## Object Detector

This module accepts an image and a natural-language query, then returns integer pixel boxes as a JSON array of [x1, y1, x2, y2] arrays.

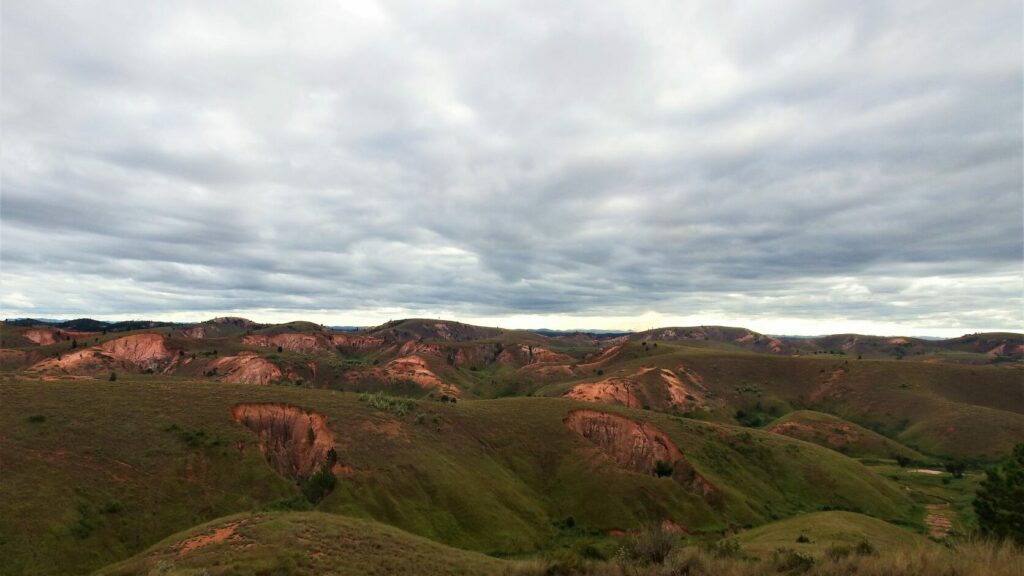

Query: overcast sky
[[2, 1, 1021, 336]]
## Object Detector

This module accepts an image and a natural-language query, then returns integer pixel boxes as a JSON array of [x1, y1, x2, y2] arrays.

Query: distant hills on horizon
[[4, 315, 1018, 342]]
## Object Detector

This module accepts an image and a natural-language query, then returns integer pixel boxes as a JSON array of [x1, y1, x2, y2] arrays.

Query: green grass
[[766, 410, 926, 460], [0, 375, 917, 575], [732, 511, 933, 555], [97, 511, 508, 575], [864, 462, 985, 536], [533, 344, 1024, 460]]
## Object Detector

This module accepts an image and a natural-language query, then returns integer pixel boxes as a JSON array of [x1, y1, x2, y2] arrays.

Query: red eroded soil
[[209, 352, 283, 385], [231, 403, 339, 481], [243, 333, 328, 353], [563, 410, 683, 474], [30, 333, 177, 374]]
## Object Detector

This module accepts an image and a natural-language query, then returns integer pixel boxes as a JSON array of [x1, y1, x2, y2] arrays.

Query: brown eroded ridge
[[231, 403, 341, 482], [563, 410, 683, 475], [208, 352, 283, 385], [30, 333, 178, 374], [563, 366, 707, 411], [175, 521, 244, 556]]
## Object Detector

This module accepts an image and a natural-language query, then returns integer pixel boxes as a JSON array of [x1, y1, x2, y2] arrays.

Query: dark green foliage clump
[[974, 443, 1024, 543], [301, 463, 337, 504], [653, 460, 674, 478], [69, 501, 100, 539], [26, 414, 45, 423]]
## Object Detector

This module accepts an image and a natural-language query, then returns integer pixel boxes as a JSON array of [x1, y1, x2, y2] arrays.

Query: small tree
[[974, 443, 1024, 543], [654, 460, 674, 477], [109, 371, 117, 381], [945, 461, 967, 478], [895, 455, 911, 468]]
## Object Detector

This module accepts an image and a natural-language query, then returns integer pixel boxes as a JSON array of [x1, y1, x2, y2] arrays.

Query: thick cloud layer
[[2, 1, 1021, 335]]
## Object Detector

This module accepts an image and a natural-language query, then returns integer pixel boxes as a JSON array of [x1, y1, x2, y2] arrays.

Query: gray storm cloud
[[1, 0, 1021, 333]]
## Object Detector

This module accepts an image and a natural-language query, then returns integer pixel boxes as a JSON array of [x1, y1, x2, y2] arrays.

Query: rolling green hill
[[96, 511, 508, 576], [766, 410, 927, 460], [0, 375, 916, 575]]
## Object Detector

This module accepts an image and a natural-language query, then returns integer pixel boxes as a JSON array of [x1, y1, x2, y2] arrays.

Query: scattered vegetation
[[974, 443, 1024, 544], [358, 391, 416, 416]]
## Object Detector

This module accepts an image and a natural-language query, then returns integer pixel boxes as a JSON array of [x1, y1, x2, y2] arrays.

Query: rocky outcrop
[[243, 333, 328, 354], [208, 352, 283, 385], [29, 333, 177, 374], [564, 366, 707, 411], [564, 410, 683, 474], [330, 333, 385, 353], [565, 377, 641, 407], [564, 410, 717, 498], [385, 355, 460, 397], [231, 403, 339, 482], [23, 328, 60, 345], [181, 326, 207, 339]]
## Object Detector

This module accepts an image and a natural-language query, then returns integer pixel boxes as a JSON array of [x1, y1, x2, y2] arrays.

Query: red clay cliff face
[[564, 410, 718, 499], [330, 333, 385, 353], [231, 403, 340, 482], [563, 366, 707, 411], [30, 333, 177, 374], [208, 352, 283, 385], [243, 333, 328, 354], [564, 410, 682, 474]]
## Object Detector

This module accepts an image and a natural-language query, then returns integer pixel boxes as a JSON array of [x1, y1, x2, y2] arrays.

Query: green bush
[[358, 391, 416, 416], [654, 460, 674, 478], [974, 443, 1024, 544], [26, 414, 45, 423], [772, 548, 815, 572], [301, 463, 337, 504], [628, 522, 678, 564]]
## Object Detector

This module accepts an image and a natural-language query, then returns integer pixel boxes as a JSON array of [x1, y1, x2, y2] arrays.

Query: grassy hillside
[[97, 511, 508, 576], [733, 511, 933, 555], [0, 375, 916, 575], [536, 343, 1024, 461], [766, 411, 926, 460]]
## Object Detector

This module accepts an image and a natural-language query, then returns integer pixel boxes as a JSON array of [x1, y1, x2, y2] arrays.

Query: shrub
[[654, 460, 674, 477], [358, 391, 416, 416], [257, 495, 313, 512], [26, 414, 45, 423], [628, 522, 678, 564], [703, 538, 742, 559], [825, 545, 852, 561], [772, 548, 815, 572], [301, 463, 337, 504], [974, 443, 1024, 544], [945, 461, 967, 478], [854, 540, 876, 556], [109, 371, 117, 381], [796, 533, 811, 543]]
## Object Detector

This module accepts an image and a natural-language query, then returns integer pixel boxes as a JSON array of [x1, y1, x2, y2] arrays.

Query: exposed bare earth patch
[[209, 352, 283, 385], [925, 504, 952, 539], [563, 366, 707, 410], [244, 333, 328, 353], [564, 409, 682, 474], [176, 521, 243, 556], [30, 333, 178, 374], [231, 403, 341, 481]]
